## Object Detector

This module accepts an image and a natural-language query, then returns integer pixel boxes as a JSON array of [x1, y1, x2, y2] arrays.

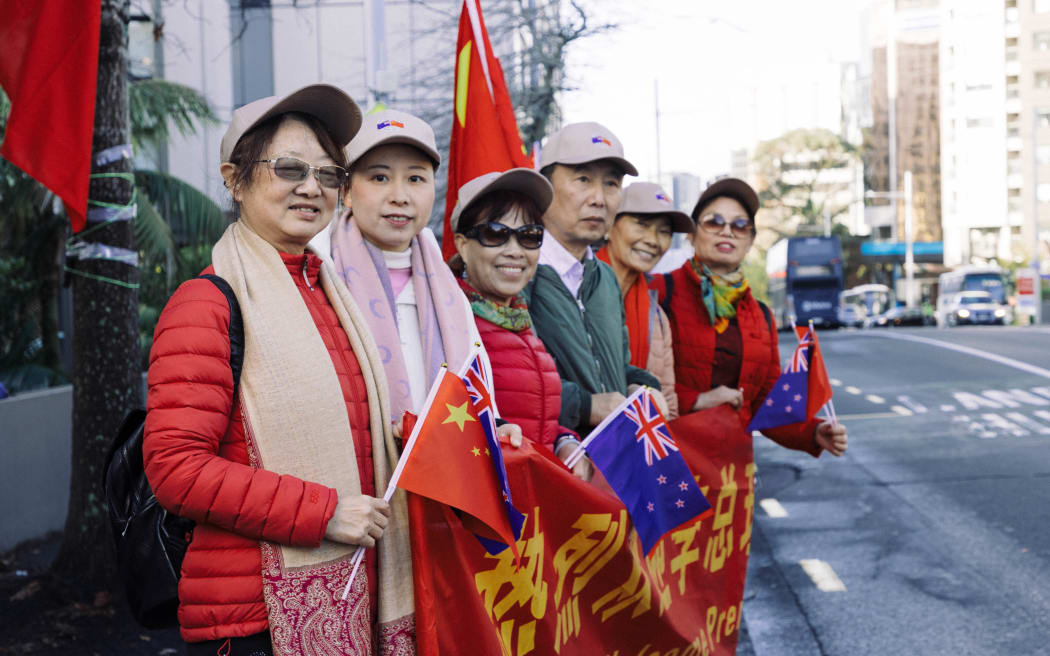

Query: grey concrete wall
[[0, 385, 72, 552]]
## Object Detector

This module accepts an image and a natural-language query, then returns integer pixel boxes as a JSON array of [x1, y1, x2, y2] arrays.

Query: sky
[[560, 0, 865, 188]]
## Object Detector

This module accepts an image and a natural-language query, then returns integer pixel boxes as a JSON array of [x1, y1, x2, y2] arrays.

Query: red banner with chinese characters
[[409, 404, 757, 656]]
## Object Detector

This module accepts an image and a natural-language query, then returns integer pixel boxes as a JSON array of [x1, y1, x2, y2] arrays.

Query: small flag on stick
[[565, 387, 712, 555]]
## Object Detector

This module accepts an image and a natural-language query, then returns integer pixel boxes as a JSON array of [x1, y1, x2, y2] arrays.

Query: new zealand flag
[[459, 349, 525, 555], [582, 388, 713, 555]]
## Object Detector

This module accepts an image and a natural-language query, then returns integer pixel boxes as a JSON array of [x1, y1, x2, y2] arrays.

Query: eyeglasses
[[255, 157, 347, 189], [463, 222, 545, 250], [698, 213, 753, 238]]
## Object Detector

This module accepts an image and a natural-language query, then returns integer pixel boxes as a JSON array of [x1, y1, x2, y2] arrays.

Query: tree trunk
[[51, 0, 137, 595]]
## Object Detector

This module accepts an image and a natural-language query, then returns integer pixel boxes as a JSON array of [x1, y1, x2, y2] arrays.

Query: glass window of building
[[1037, 71, 1050, 89], [1036, 32, 1050, 50], [1037, 0, 1050, 13]]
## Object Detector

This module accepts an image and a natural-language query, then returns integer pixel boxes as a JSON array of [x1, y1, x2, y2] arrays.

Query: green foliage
[[0, 256, 66, 393], [128, 79, 218, 151], [1, 79, 224, 388], [742, 253, 768, 304], [752, 128, 857, 229]]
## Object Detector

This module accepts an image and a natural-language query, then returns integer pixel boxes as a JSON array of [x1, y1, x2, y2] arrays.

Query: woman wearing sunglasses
[[596, 182, 693, 420], [652, 177, 848, 652], [144, 85, 413, 654], [448, 170, 586, 473]]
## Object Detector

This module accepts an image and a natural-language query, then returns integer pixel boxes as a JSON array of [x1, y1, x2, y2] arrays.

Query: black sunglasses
[[463, 221, 545, 250], [698, 213, 753, 238], [255, 157, 347, 189]]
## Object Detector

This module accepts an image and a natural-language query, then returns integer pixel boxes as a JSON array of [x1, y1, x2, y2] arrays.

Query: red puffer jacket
[[144, 252, 376, 642], [652, 263, 821, 455], [474, 315, 572, 449]]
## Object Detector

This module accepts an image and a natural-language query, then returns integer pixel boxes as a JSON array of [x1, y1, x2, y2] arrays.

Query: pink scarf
[[329, 210, 473, 421]]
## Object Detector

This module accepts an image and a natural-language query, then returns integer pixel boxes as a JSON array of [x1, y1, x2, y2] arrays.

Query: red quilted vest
[[144, 252, 375, 642], [655, 264, 774, 422], [652, 262, 821, 454], [474, 315, 563, 448]]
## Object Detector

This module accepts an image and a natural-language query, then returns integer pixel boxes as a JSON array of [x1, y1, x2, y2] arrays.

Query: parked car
[[864, 306, 929, 328], [942, 291, 1008, 326]]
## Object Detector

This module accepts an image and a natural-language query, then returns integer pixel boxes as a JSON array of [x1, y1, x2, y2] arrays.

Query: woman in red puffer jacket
[[448, 170, 587, 478], [144, 86, 411, 656]]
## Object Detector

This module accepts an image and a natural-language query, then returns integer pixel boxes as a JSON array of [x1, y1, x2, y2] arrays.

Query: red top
[[144, 251, 375, 642], [472, 314, 575, 449]]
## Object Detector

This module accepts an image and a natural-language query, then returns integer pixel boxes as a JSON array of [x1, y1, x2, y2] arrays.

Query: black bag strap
[[757, 300, 773, 334], [196, 274, 244, 397], [659, 272, 675, 318]]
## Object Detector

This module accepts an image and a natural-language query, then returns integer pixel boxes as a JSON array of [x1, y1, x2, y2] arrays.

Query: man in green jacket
[[524, 121, 667, 479]]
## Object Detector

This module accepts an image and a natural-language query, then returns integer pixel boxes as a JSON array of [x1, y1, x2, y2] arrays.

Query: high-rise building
[[868, 0, 942, 245], [940, 0, 1010, 267], [1010, 0, 1050, 271]]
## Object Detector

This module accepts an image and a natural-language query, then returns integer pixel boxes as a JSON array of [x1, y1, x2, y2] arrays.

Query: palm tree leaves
[[129, 78, 218, 151]]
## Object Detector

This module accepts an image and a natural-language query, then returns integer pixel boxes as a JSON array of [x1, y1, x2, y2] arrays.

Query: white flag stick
[[342, 359, 470, 601], [562, 386, 647, 470], [341, 547, 367, 600]]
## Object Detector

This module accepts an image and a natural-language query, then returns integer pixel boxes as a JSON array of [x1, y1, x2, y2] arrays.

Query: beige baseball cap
[[615, 182, 693, 233], [450, 168, 554, 232], [539, 121, 638, 176], [219, 84, 361, 163], [345, 109, 441, 169]]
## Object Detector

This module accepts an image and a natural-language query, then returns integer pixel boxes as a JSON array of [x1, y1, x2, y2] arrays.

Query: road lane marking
[[838, 411, 909, 421], [1005, 412, 1050, 435], [1008, 389, 1050, 406], [799, 559, 847, 592], [875, 333, 1050, 379], [940, 404, 957, 412], [830, 378, 843, 387], [865, 394, 886, 404], [954, 391, 1002, 410], [981, 413, 1028, 437], [897, 395, 928, 413], [982, 390, 1022, 408], [890, 405, 914, 416], [759, 498, 788, 518], [845, 386, 862, 395], [953, 414, 998, 439]]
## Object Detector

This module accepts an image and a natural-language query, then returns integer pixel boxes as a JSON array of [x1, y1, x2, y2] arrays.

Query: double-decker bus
[[765, 236, 845, 328]]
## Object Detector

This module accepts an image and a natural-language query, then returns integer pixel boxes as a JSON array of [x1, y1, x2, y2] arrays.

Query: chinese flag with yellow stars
[[396, 368, 520, 560]]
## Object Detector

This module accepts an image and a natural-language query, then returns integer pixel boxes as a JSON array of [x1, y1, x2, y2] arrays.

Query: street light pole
[[904, 170, 915, 308], [866, 170, 915, 308]]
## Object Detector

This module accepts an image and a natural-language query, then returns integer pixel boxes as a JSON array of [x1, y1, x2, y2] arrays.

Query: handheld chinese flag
[[395, 367, 521, 560], [442, 0, 533, 259], [748, 325, 832, 431], [0, 2, 101, 232], [568, 387, 712, 555]]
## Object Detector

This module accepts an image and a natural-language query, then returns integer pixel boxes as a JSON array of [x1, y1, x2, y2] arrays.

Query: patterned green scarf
[[690, 258, 750, 333], [458, 279, 533, 332]]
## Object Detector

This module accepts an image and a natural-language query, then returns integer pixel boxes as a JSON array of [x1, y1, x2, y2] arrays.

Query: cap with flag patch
[[220, 83, 361, 163], [615, 182, 693, 233], [450, 168, 554, 232], [345, 108, 441, 169], [539, 121, 638, 176]]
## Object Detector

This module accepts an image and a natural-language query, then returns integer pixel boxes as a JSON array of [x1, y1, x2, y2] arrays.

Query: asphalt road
[[739, 325, 1050, 656]]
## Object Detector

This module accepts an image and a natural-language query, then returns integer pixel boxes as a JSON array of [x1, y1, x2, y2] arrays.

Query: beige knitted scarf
[[212, 222, 415, 655]]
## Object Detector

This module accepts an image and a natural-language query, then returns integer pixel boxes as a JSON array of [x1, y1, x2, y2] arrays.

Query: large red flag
[[396, 368, 521, 560], [0, 2, 101, 233], [795, 324, 833, 418], [442, 0, 533, 259]]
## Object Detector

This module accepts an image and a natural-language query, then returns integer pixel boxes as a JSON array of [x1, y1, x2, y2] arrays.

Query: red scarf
[[596, 248, 650, 368]]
